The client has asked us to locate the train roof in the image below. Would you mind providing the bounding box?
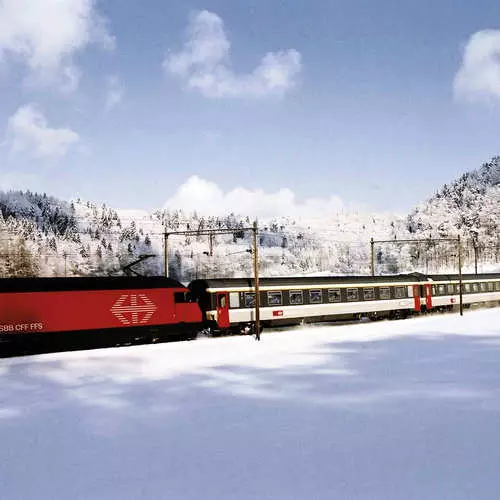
[426,273,500,281]
[0,276,186,293]
[189,272,500,290]
[189,274,424,290]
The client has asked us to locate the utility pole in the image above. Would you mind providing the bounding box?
[370,237,375,276]
[473,238,478,275]
[252,220,261,341]
[458,235,463,316]
[163,224,261,338]
[164,232,169,277]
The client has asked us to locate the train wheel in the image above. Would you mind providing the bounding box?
[240,324,253,335]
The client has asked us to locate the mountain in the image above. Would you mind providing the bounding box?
[0,193,159,278]
[406,156,500,268]
[1,157,499,278]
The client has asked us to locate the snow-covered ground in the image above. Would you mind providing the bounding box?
[2,308,500,499]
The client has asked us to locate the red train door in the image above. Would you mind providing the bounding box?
[412,285,421,312]
[216,292,230,328]
[425,284,433,310]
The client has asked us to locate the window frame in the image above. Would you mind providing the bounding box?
[289,290,303,305]
[267,291,283,306]
[309,289,323,304]
[217,294,227,308]
[244,292,256,308]
[328,288,342,303]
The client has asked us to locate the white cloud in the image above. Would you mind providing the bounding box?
[163,176,344,219]
[6,104,79,159]
[454,30,500,101]
[105,76,124,111]
[0,0,114,90]
[164,10,302,98]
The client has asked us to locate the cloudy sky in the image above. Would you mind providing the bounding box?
[0,0,499,216]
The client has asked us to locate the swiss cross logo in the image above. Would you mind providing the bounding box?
[111,294,157,325]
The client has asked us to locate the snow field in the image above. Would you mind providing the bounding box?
[1,308,500,499]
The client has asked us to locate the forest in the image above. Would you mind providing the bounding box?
[1,158,499,280]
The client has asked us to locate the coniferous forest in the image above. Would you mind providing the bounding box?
[1,158,499,279]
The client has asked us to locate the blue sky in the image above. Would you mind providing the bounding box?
[1,0,500,216]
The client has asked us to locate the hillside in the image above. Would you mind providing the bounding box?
[0,193,158,278]
[0,157,499,278]
[406,157,500,267]
[0,193,402,279]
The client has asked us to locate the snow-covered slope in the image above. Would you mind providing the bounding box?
[1,309,500,499]
[1,156,499,278]
[407,157,500,251]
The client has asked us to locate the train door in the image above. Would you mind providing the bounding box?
[425,284,433,310]
[412,285,421,312]
[216,292,230,328]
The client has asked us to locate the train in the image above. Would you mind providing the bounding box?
[0,276,202,357]
[189,272,500,334]
[1,272,500,357]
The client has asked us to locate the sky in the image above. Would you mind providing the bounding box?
[0,0,500,217]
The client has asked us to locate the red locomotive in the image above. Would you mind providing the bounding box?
[0,276,202,357]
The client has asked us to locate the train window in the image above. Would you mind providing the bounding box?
[432,285,436,295]
[488,282,494,292]
[244,292,256,307]
[438,285,446,295]
[447,284,454,294]
[472,283,479,292]
[379,287,391,300]
[289,290,303,305]
[267,291,283,306]
[394,286,406,299]
[328,289,341,302]
[174,292,190,303]
[464,283,471,293]
[497,282,500,291]
[218,295,227,308]
[346,288,358,301]
[363,288,375,300]
[309,289,322,304]
[229,292,240,308]
[480,282,487,292]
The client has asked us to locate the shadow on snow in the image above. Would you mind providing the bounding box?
[1,332,500,499]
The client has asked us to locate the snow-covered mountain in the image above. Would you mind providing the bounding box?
[1,157,499,279]
[409,157,499,229]
[0,193,159,278]
[406,157,499,263]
